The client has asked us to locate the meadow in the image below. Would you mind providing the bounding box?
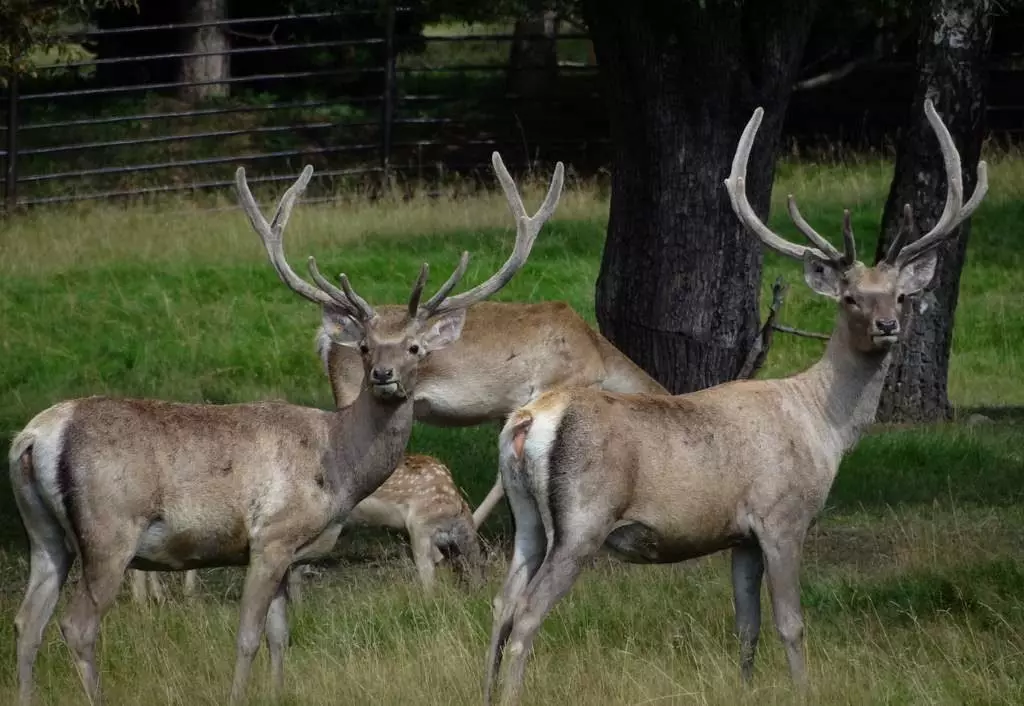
[0,152,1022,705]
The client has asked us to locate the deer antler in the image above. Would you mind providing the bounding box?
[416,152,565,319]
[724,109,852,267]
[725,101,987,272]
[887,99,989,267]
[235,165,376,320]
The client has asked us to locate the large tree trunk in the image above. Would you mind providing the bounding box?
[582,1,817,393]
[507,12,560,98]
[178,0,230,103]
[873,0,993,423]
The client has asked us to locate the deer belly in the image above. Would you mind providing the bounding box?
[132,515,250,570]
[348,496,407,530]
[603,521,743,565]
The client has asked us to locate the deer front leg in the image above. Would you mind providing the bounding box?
[264,577,291,696]
[129,570,148,604]
[229,545,294,704]
[731,542,764,682]
[759,534,807,686]
[183,570,198,597]
[408,522,438,594]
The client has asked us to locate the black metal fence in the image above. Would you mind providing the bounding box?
[0,6,604,211]
[1,7,1020,214]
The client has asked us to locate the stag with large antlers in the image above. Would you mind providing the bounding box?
[305,157,667,528]
[483,100,988,705]
[9,155,555,706]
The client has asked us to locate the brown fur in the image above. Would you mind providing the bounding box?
[484,101,988,705]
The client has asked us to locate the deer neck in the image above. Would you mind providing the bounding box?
[327,385,415,502]
[795,324,892,457]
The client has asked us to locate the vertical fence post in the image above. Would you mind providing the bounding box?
[379,0,396,188]
[3,72,18,213]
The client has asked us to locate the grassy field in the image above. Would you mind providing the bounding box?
[0,153,1022,705]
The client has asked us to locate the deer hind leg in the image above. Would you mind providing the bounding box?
[485,489,546,706]
[731,542,765,682]
[500,531,605,706]
[13,491,72,706]
[759,533,807,686]
[229,545,294,704]
[59,530,141,704]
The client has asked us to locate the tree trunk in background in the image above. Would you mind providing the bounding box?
[178,0,230,102]
[873,0,993,423]
[507,11,560,98]
[582,1,817,393]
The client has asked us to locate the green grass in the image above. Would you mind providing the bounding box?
[0,153,1022,704]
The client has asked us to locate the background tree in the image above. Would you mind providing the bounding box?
[872,0,994,422]
[178,0,230,102]
[582,0,818,393]
[0,0,135,79]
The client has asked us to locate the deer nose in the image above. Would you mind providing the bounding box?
[371,367,394,383]
[875,319,899,335]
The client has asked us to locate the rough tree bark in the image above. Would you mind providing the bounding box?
[178,0,230,102]
[507,11,560,98]
[582,0,818,393]
[873,0,993,422]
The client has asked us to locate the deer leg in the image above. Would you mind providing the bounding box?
[183,570,198,597]
[760,534,807,686]
[14,522,72,706]
[129,570,147,603]
[500,544,589,706]
[264,576,291,697]
[408,522,438,594]
[147,571,166,604]
[484,491,546,706]
[451,521,485,590]
[229,545,293,704]
[731,542,765,682]
[59,538,139,705]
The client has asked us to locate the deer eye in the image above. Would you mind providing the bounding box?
[358,342,369,355]
[408,344,420,355]
[897,293,906,304]
[843,295,858,307]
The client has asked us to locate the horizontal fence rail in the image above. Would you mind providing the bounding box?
[0,5,1020,213]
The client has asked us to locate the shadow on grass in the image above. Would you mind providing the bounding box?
[805,558,1024,628]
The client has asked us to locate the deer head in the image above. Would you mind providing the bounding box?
[236,153,564,401]
[724,99,988,354]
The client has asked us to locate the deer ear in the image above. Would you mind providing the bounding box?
[802,252,842,300]
[321,307,366,348]
[421,310,466,351]
[898,250,938,296]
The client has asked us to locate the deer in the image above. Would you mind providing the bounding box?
[131,453,484,602]
[313,180,668,532]
[482,99,988,705]
[9,153,562,706]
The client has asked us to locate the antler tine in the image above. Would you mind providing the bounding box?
[884,203,914,265]
[420,251,470,315]
[895,99,989,266]
[306,256,362,318]
[235,165,333,307]
[786,195,844,262]
[406,263,430,317]
[840,209,857,266]
[724,108,830,263]
[338,273,377,320]
[422,154,564,317]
